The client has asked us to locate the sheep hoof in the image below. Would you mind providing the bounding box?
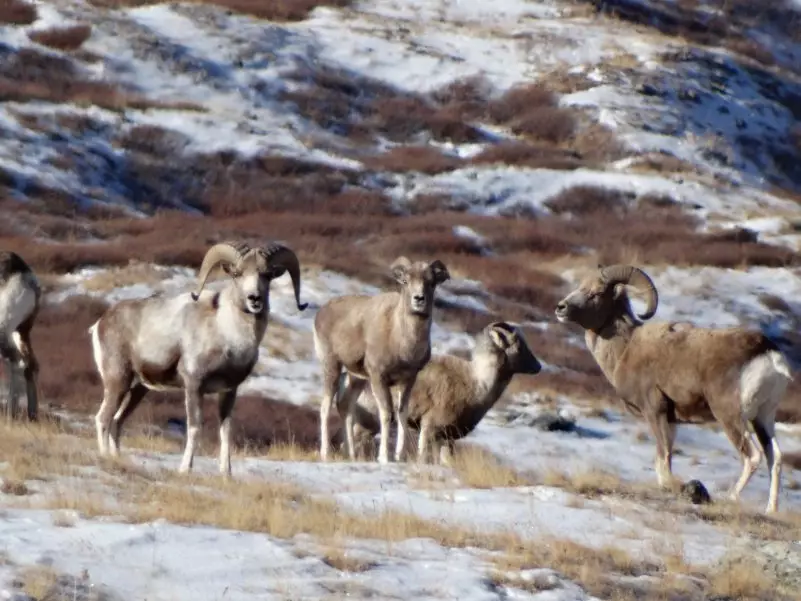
[680,479,711,505]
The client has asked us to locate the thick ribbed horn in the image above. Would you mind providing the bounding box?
[191,242,248,301]
[262,243,308,311]
[600,264,658,320]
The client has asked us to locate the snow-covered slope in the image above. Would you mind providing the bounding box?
[2,0,801,599]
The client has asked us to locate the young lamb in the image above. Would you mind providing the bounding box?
[333,321,542,464]
[315,256,450,464]
[555,263,792,513]
[91,241,307,476]
[0,251,41,421]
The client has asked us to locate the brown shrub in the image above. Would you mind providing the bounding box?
[544,185,630,215]
[485,83,557,123]
[471,142,586,170]
[85,0,353,21]
[362,146,463,175]
[366,97,484,144]
[508,106,577,144]
[27,24,92,51]
[0,47,202,112]
[0,0,37,25]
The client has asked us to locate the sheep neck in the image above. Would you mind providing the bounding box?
[391,296,433,359]
[470,355,512,411]
[585,300,638,386]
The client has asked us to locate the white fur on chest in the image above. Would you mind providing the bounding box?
[0,274,37,332]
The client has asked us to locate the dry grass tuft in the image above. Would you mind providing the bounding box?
[541,467,627,497]
[362,146,463,175]
[1,478,31,496]
[15,565,60,601]
[0,0,37,25]
[27,24,93,51]
[450,444,536,489]
[708,553,776,600]
[320,547,377,572]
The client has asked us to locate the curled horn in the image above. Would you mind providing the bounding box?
[262,243,308,311]
[191,242,248,301]
[600,264,658,320]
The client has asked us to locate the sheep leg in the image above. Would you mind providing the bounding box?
[645,399,680,490]
[5,361,19,422]
[718,416,761,503]
[339,375,366,461]
[178,386,203,474]
[394,376,417,462]
[417,417,432,464]
[752,416,781,514]
[109,383,148,456]
[369,377,393,464]
[438,440,455,467]
[319,360,342,462]
[14,324,38,421]
[95,373,134,456]
[0,338,20,421]
[218,389,237,478]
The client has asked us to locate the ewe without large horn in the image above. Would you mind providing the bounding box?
[260,243,308,311]
[601,264,658,320]
[191,242,249,301]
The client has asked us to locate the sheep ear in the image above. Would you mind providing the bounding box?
[489,329,509,349]
[429,259,450,285]
[391,256,411,284]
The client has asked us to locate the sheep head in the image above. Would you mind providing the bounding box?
[554,264,658,330]
[191,241,308,315]
[390,256,450,318]
[479,321,542,375]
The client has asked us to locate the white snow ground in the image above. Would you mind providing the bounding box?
[3,0,801,599]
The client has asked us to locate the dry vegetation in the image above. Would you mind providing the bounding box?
[84,0,353,21]
[590,0,800,68]
[0,0,37,25]
[0,46,203,112]
[27,24,93,51]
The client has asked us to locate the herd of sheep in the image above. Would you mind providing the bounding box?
[0,243,793,514]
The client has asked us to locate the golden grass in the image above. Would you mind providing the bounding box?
[78,262,171,293]
[450,444,536,488]
[17,565,60,601]
[320,546,376,572]
[707,554,776,600]
[541,467,630,497]
[682,500,801,542]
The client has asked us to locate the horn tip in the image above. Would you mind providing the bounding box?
[297,301,309,311]
[191,292,200,301]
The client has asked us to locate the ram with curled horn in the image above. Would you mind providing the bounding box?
[91,240,307,476]
[555,263,792,514]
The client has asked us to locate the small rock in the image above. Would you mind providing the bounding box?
[638,82,662,97]
[523,412,577,433]
[680,479,711,505]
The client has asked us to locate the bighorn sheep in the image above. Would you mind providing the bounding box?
[555,264,792,513]
[91,241,307,476]
[0,251,40,421]
[316,256,450,464]
[333,321,542,464]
